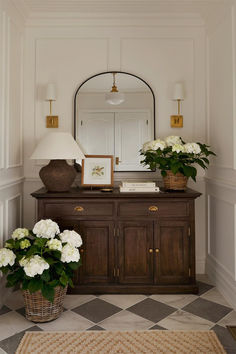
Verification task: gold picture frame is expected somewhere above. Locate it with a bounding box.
[81,155,114,187]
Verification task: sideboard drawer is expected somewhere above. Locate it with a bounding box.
[44,201,114,217]
[118,201,189,217]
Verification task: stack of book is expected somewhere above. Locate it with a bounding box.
[119,181,159,193]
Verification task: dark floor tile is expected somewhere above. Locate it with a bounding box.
[0,326,42,354]
[212,325,236,353]
[127,298,176,323]
[87,325,105,331]
[197,281,214,295]
[149,324,167,330]
[72,298,122,323]
[15,307,25,317]
[182,298,232,323]
[0,306,11,316]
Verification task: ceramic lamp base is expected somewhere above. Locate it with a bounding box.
[39,159,76,192]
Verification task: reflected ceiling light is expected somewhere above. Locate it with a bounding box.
[105,72,125,105]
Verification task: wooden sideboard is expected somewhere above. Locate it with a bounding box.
[32,187,201,294]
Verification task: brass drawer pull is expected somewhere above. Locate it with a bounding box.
[80,249,84,253]
[74,206,84,212]
[149,206,158,212]
[149,248,153,253]
[155,248,160,253]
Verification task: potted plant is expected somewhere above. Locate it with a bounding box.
[0,219,82,322]
[140,135,215,190]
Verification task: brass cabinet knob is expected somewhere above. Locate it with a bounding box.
[149,206,158,212]
[74,206,84,212]
[80,249,84,253]
[155,248,160,253]
[149,248,153,253]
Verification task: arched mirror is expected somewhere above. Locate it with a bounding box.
[74,71,155,171]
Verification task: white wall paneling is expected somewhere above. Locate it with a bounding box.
[5,194,22,239]
[0,10,6,170]
[0,202,3,247]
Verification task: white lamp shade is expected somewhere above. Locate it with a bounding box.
[105,92,125,105]
[173,83,185,100]
[30,132,85,160]
[46,83,57,101]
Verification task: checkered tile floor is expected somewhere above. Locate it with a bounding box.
[0,276,236,354]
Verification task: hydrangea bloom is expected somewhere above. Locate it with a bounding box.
[33,219,60,239]
[19,256,29,267]
[61,244,80,263]
[23,255,49,277]
[165,136,182,147]
[5,242,13,249]
[46,239,62,251]
[59,230,82,248]
[20,239,31,249]
[172,144,185,153]
[12,228,29,240]
[0,248,16,267]
[184,143,201,154]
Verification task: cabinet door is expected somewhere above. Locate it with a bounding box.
[77,221,115,284]
[154,220,190,284]
[118,221,153,284]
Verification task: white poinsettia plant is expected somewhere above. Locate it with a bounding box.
[0,219,82,302]
[140,136,215,180]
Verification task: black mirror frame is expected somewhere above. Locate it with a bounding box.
[74,71,156,172]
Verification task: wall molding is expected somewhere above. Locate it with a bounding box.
[6,16,24,169]
[0,177,24,191]
[0,201,3,247]
[206,254,236,309]
[0,11,6,170]
[5,193,22,237]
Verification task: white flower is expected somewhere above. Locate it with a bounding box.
[165,136,182,147]
[19,256,29,267]
[0,248,16,267]
[61,244,80,263]
[59,230,82,248]
[12,228,29,240]
[23,255,49,277]
[46,239,62,251]
[172,144,185,153]
[33,219,60,239]
[184,143,201,154]
[142,139,166,152]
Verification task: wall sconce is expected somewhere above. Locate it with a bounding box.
[170,82,184,128]
[46,83,58,128]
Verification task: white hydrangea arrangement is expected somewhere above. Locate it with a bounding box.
[141,136,215,181]
[0,220,82,302]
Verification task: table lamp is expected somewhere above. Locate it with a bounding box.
[31,132,85,192]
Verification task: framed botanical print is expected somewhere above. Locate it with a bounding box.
[81,155,114,187]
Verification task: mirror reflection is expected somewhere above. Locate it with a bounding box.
[74,72,155,171]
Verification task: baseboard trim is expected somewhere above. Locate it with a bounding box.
[206,254,236,310]
[196,258,205,274]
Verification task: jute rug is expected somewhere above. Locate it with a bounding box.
[16,330,225,353]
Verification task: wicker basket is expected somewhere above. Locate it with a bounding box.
[163,170,188,190]
[22,285,67,322]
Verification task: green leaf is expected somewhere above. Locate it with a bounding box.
[68,262,80,270]
[0,267,9,274]
[41,269,50,282]
[26,245,40,257]
[41,283,55,303]
[59,271,68,286]
[48,279,60,287]
[161,170,167,177]
[22,279,29,290]
[55,262,64,275]
[68,278,74,288]
[28,278,43,293]
[34,238,47,248]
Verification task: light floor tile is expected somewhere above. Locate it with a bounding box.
[157,310,214,331]
[217,310,236,327]
[0,311,32,341]
[0,348,7,354]
[3,291,24,310]
[201,288,231,307]
[99,310,154,331]
[63,294,96,310]
[37,310,94,331]
[99,295,147,309]
[196,274,214,285]
[149,294,198,309]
